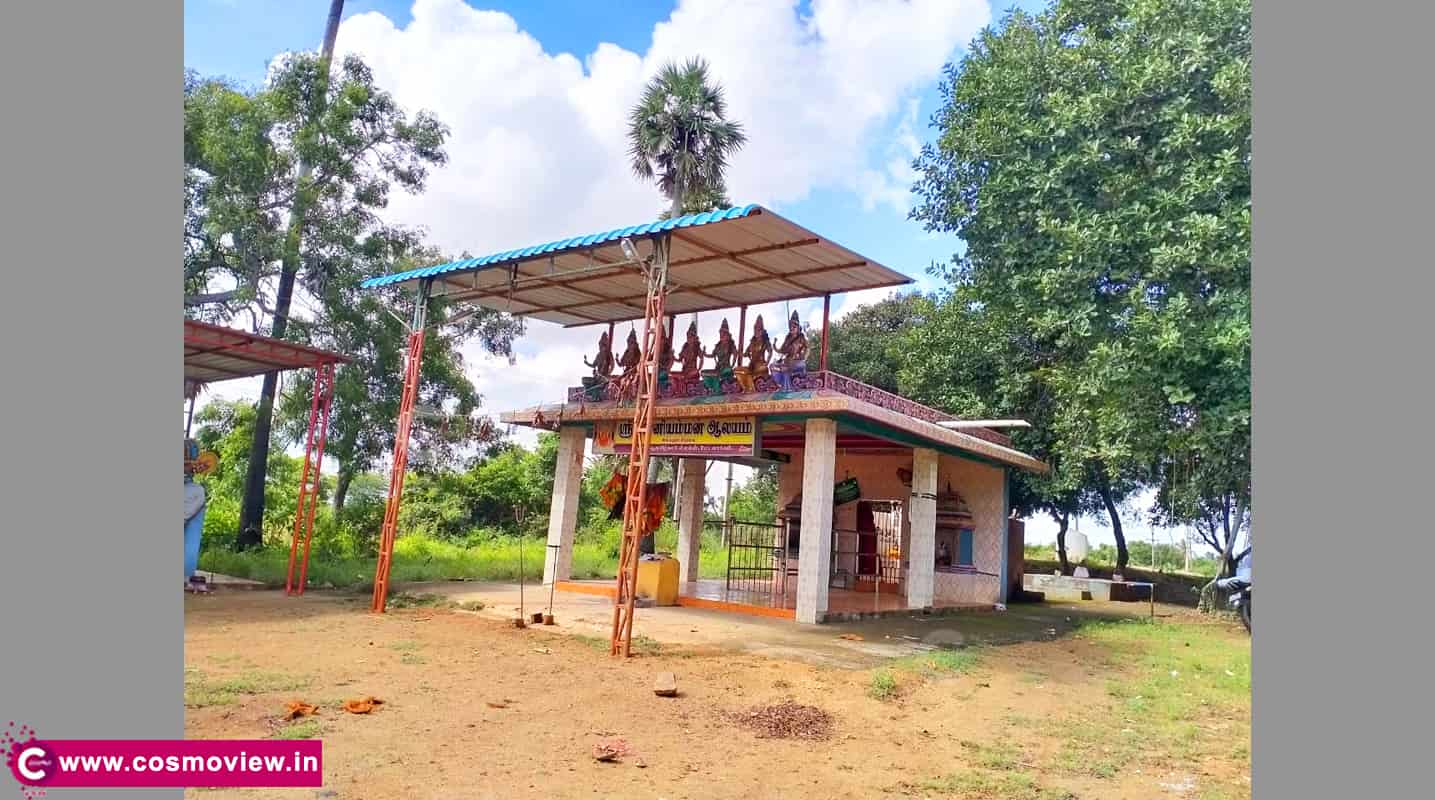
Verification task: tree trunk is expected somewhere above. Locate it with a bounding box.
[1055,509,1071,575]
[235,0,347,550]
[1097,480,1129,573]
[332,467,355,515]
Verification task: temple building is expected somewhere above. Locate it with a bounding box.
[362,204,1048,623]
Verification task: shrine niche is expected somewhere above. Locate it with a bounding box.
[933,483,975,571]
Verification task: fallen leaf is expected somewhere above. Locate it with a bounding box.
[486,701,508,709]
[343,696,385,714]
[284,701,318,720]
[837,633,864,641]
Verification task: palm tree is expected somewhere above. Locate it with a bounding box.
[627,58,747,218]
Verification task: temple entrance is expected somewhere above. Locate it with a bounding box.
[832,500,903,593]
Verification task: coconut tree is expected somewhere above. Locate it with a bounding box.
[627,57,747,217]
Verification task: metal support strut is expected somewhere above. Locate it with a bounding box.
[372,281,432,613]
[285,361,337,595]
[610,237,670,656]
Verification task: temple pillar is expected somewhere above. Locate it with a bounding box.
[796,418,837,624]
[675,458,706,584]
[906,447,938,610]
[542,425,586,585]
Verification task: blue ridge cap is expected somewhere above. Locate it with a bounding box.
[359,204,761,290]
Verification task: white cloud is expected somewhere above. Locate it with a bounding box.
[236,0,990,480]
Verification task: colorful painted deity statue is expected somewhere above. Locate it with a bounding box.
[581,329,616,400]
[615,328,641,402]
[702,318,736,392]
[734,314,772,392]
[657,323,676,386]
[583,329,615,380]
[676,319,704,380]
[772,310,809,390]
[617,329,641,376]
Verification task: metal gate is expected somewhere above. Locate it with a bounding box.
[723,520,791,599]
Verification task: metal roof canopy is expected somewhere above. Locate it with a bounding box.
[184,319,349,384]
[359,205,913,327]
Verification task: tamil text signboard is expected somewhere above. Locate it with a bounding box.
[594,416,758,457]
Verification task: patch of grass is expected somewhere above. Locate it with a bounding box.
[905,647,983,676]
[867,669,899,701]
[572,633,663,656]
[185,670,312,709]
[270,720,321,740]
[386,592,454,609]
[386,640,421,652]
[1020,670,1048,684]
[906,769,1073,800]
[959,739,1024,771]
[198,528,732,589]
[457,600,485,611]
[1034,618,1250,780]
[400,652,427,665]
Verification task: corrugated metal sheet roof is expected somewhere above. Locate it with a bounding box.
[359,204,913,327]
[184,320,349,384]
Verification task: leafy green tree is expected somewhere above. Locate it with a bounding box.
[628,57,748,217]
[191,399,300,550]
[727,466,779,524]
[276,244,523,514]
[809,293,931,393]
[185,52,449,548]
[910,0,1250,571]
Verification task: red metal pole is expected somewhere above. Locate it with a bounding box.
[296,362,335,594]
[372,329,427,613]
[373,281,432,613]
[821,293,831,372]
[285,365,325,596]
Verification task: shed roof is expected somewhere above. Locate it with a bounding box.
[359,204,912,327]
[184,320,349,384]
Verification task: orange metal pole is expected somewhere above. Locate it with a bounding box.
[296,362,335,594]
[285,364,326,595]
[372,281,432,613]
[609,237,670,656]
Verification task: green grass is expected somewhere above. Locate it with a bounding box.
[1045,617,1250,779]
[959,739,1024,771]
[895,647,983,677]
[572,633,663,656]
[270,720,321,740]
[185,670,312,708]
[387,640,421,652]
[456,600,485,611]
[868,646,983,702]
[867,669,899,700]
[904,769,1074,800]
[400,653,427,665]
[199,529,734,589]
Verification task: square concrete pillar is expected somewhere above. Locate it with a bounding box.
[675,458,706,584]
[796,418,837,624]
[906,447,939,610]
[542,425,586,585]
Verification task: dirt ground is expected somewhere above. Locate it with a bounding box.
[184,587,1250,800]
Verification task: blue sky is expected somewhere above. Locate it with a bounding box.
[183,1,1176,550]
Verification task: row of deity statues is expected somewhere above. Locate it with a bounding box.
[582,310,811,400]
